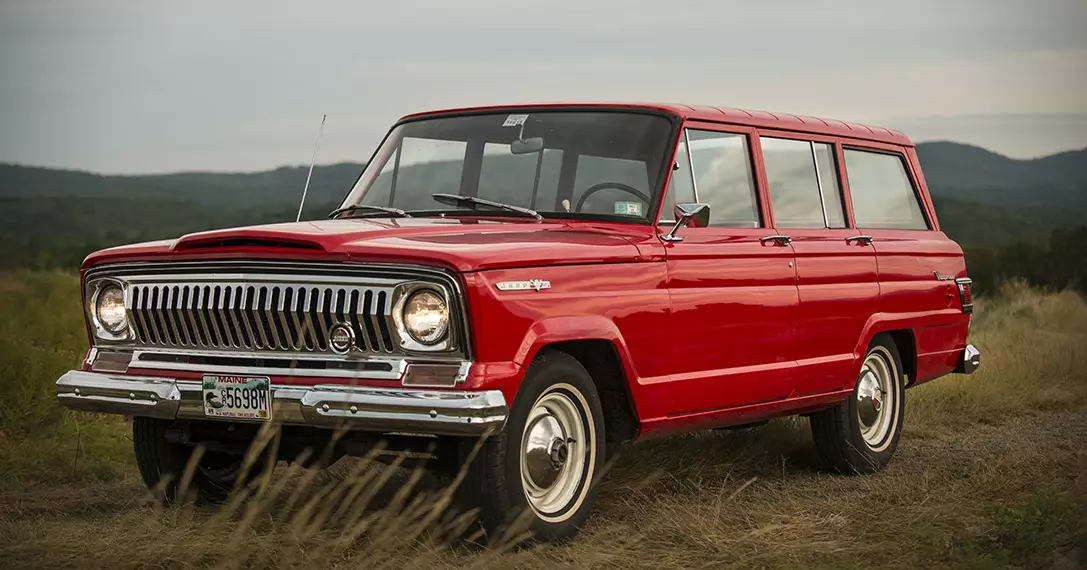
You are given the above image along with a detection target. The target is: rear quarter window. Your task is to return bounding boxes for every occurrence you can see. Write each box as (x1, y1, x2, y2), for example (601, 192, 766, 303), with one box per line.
(843, 148, 929, 230)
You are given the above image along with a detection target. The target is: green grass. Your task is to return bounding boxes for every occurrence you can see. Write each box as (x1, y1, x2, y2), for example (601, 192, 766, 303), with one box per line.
(1, 272, 1085, 569)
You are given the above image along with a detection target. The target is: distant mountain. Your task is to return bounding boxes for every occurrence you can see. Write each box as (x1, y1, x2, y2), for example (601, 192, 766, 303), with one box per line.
(917, 142, 1087, 190)
(1, 141, 1085, 267)
(0, 162, 365, 212)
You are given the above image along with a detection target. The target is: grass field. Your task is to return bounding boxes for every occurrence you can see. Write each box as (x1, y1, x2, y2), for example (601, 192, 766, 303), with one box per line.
(1, 271, 1085, 569)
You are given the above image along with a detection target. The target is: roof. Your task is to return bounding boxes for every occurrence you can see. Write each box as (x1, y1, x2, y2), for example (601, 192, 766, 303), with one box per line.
(400, 102, 912, 147)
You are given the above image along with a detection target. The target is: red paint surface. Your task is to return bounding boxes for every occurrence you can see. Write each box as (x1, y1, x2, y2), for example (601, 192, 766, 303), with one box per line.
(82, 102, 972, 440)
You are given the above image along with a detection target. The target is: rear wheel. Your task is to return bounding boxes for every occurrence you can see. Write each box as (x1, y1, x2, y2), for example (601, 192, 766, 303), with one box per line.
(132, 417, 268, 503)
(457, 351, 605, 542)
(810, 335, 905, 474)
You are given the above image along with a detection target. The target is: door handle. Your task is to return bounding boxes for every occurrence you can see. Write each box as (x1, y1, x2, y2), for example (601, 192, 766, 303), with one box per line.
(845, 235, 873, 245)
(760, 235, 792, 246)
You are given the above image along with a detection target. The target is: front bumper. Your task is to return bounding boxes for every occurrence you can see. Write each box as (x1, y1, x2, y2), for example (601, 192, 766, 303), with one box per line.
(953, 344, 981, 374)
(55, 370, 507, 436)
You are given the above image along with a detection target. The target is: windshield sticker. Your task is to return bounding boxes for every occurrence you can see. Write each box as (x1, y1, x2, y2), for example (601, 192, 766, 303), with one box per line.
(614, 201, 643, 216)
(502, 114, 529, 127)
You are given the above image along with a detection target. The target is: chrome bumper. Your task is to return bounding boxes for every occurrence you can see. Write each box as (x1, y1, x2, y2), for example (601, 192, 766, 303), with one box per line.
(954, 344, 981, 374)
(55, 370, 507, 436)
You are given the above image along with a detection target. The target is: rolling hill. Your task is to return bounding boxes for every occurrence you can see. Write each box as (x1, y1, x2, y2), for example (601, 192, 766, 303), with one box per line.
(1, 142, 1085, 269)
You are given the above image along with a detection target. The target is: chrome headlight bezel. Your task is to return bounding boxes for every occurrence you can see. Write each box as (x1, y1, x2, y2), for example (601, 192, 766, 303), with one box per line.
(86, 278, 133, 342)
(391, 283, 453, 351)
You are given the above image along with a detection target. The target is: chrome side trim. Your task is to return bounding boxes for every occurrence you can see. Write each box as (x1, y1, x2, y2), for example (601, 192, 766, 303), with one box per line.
(56, 370, 506, 436)
(954, 344, 981, 374)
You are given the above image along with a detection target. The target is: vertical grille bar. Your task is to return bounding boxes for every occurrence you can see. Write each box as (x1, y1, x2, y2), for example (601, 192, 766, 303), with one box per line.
(224, 286, 247, 349)
(193, 285, 214, 347)
(159, 286, 177, 345)
(238, 286, 258, 349)
(216, 286, 238, 348)
(277, 287, 298, 350)
(376, 291, 394, 353)
(201, 286, 223, 347)
(289, 287, 310, 351)
(368, 290, 390, 352)
(254, 286, 273, 349)
(131, 286, 150, 344)
(146, 286, 163, 345)
(175, 286, 195, 347)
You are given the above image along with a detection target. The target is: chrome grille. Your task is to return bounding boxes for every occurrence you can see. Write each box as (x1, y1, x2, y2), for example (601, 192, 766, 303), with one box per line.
(127, 282, 395, 354)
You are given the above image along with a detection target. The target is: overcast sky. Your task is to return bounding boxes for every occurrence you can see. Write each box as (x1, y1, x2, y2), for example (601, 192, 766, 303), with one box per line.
(1, 0, 1085, 174)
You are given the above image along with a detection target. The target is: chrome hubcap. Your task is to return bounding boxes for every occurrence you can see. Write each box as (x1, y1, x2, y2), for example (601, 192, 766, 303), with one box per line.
(523, 414, 570, 489)
(520, 385, 594, 522)
(856, 349, 897, 449)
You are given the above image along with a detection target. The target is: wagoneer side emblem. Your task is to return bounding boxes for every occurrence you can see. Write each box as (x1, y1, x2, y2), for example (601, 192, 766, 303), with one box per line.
(496, 280, 551, 292)
(328, 323, 355, 354)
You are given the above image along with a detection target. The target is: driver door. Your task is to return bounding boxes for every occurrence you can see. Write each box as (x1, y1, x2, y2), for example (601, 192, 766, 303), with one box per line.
(641, 125, 800, 422)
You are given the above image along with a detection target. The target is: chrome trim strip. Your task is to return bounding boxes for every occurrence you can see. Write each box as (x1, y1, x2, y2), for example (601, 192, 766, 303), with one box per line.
(683, 128, 699, 202)
(809, 141, 831, 228)
(56, 370, 506, 436)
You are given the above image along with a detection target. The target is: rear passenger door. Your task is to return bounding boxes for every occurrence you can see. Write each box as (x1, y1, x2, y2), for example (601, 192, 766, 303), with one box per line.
(841, 146, 967, 383)
(650, 125, 799, 420)
(758, 133, 880, 396)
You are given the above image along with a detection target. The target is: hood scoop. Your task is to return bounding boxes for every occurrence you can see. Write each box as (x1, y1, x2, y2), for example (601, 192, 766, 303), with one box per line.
(173, 235, 325, 252)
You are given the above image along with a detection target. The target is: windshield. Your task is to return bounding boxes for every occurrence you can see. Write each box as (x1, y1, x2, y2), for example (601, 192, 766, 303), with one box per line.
(339, 111, 675, 222)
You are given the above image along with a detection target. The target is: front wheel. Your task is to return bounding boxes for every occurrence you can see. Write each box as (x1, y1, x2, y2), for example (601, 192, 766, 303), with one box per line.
(457, 351, 605, 542)
(132, 417, 267, 503)
(810, 335, 906, 474)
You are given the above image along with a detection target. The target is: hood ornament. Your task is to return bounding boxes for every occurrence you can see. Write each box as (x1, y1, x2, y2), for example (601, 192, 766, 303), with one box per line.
(496, 279, 551, 292)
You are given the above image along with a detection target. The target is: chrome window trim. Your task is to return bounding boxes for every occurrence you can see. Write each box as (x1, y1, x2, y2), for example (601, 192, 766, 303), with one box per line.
(83, 260, 473, 361)
(683, 128, 699, 203)
(809, 141, 831, 228)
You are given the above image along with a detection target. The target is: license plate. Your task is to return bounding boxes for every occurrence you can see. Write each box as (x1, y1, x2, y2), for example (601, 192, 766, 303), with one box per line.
(202, 375, 271, 420)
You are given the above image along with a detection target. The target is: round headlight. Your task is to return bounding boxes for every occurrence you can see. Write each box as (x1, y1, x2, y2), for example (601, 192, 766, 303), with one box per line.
(402, 290, 449, 345)
(95, 284, 128, 334)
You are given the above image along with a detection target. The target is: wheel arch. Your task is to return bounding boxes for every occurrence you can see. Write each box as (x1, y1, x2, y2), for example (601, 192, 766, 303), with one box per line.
(534, 339, 640, 445)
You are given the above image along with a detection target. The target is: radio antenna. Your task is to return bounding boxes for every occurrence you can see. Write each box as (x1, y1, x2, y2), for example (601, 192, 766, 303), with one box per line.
(295, 114, 327, 222)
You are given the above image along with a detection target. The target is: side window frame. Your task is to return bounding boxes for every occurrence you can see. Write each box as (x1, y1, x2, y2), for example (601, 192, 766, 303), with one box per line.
(841, 144, 933, 231)
(754, 129, 850, 231)
(659, 121, 764, 228)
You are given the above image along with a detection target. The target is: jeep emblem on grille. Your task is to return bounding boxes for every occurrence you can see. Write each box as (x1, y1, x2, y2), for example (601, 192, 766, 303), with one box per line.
(328, 323, 355, 354)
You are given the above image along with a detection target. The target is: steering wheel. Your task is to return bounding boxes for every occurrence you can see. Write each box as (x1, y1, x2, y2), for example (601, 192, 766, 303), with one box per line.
(574, 182, 652, 213)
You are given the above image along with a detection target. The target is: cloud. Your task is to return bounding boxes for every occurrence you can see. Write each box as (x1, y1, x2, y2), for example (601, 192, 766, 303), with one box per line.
(1, 0, 1085, 173)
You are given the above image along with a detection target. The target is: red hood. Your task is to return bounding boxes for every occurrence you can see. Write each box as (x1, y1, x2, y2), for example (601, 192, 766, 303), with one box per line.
(82, 218, 658, 272)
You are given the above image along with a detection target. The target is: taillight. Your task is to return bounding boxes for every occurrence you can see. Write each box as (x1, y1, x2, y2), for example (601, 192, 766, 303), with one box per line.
(956, 278, 973, 314)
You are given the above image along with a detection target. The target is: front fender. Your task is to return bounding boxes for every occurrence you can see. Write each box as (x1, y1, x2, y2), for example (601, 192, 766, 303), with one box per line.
(461, 262, 669, 407)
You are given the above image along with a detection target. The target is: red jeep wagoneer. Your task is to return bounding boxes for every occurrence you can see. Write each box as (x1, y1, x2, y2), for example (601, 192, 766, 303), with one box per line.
(57, 103, 980, 541)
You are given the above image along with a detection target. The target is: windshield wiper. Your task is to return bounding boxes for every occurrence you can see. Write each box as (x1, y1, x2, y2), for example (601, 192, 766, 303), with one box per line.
(431, 193, 542, 220)
(328, 204, 411, 219)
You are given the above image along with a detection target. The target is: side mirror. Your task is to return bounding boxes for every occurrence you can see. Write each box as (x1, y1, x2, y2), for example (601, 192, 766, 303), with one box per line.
(510, 137, 544, 154)
(661, 203, 710, 242)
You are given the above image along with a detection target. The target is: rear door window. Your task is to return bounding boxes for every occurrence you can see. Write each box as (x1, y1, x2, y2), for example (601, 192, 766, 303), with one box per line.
(843, 149, 929, 230)
(761, 137, 846, 229)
